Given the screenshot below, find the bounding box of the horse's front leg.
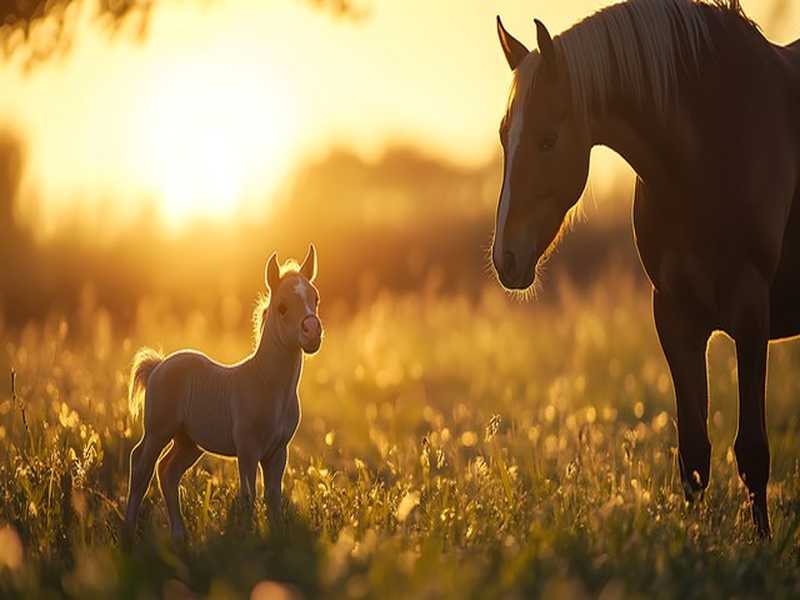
[260,446,288,528]
[730,265,771,538]
[653,289,712,501]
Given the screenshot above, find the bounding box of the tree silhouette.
[0,0,360,27]
[0,0,364,65]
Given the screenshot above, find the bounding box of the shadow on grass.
[2,505,321,600]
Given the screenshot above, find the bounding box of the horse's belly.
[769,194,800,340]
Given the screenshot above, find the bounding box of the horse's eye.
[278,303,287,316]
[539,133,558,152]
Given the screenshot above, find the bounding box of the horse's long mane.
[252,259,302,348]
[549,0,755,122]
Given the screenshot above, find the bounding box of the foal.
[124,245,322,542]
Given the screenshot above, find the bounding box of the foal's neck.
[252,316,302,389]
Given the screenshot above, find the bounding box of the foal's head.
[265,244,323,354]
[492,18,591,290]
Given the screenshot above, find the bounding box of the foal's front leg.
[261,446,288,527]
[236,442,260,519]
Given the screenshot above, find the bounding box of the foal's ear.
[265,252,280,291]
[534,19,558,81]
[300,244,317,283]
[497,16,529,71]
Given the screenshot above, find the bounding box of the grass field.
[1,278,799,598]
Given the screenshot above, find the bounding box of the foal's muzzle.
[300,314,322,353]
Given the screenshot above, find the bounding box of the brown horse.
[492,0,800,538]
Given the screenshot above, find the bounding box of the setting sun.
[131,48,298,225]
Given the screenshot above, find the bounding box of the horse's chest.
[633,184,719,311]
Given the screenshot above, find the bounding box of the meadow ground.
[1,278,799,599]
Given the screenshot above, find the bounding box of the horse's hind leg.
[158,432,202,543]
[124,432,170,539]
[653,290,713,501]
[730,265,772,539]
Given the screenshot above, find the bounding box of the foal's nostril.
[503,251,517,275]
[301,316,320,337]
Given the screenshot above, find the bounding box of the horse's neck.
[590,96,696,195]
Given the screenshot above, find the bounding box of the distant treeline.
[0,132,646,330]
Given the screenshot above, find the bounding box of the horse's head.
[493,17,591,290]
[265,244,323,354]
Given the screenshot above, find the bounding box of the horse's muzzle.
[493,248,535,290]
[300,314,322,353]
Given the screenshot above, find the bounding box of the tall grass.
[0,277,798,598]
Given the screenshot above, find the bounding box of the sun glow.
[5,0,795,235]
[131,49,298,226]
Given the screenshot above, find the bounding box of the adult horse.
[492,0,800,538]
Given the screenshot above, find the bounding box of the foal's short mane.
[543,0,755,122]
[252,259,302,347]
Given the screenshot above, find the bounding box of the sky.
[0,0,796,231]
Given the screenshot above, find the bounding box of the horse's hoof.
[753,504,772,541]
[681,479,706,505]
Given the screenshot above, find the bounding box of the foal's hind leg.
[158,432,203,543]
[653,290,713,501]
[125,432,170,539]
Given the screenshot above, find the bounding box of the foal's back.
[146,350,241,456]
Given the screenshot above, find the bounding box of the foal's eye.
[278,303,287,316]
[539,133,558,152]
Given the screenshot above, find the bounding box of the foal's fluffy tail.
[128,347,163,419]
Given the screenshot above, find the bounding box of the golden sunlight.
[130,48,298,226]
[0,0,795,234]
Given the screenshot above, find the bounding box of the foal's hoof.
[120,525,135,551]
[170,529,188,548]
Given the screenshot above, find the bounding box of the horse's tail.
[128,347,164,419]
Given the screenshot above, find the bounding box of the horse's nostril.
[503,251,516,275]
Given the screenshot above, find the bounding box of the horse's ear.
[534,19,558,81]
[497,16,529,70]
[265,252,280,291]
[300,244,317,283]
